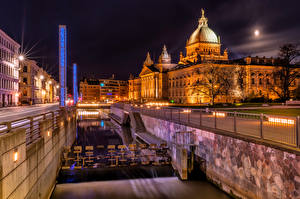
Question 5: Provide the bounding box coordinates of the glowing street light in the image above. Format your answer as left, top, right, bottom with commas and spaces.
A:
18, 55, 25, 61
254, 30, 260, 37
40, 75, 44, 80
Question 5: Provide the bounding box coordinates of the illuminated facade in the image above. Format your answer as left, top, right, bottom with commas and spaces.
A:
0, 29, 20, 107
179, 9, 228, 64
129, 9, 300, 104
128, 75, 141, 101
19, 59, 58, 104
129, 46, 176, 102
80, 76, 128, 102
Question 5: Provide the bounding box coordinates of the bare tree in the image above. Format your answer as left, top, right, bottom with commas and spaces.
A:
270, 43, 300, 101
219, 67, 235, 102
235, 65, 247, 101
191, 63, 235, 105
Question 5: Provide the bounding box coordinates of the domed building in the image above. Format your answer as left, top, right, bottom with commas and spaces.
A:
179, 9, 228, 64
129, 9, 299, 104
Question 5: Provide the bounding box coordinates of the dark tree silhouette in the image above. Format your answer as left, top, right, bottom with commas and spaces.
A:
270, 43, 300, 101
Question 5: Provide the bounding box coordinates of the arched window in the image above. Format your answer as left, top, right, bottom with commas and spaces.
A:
23, 65, 28, 73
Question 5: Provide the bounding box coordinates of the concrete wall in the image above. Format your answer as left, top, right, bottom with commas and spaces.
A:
0, 113, 76, 199
110, 106, 125, 123
139, 114, 300, 199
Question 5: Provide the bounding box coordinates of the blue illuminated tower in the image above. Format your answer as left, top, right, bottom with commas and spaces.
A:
59, 25, 67, 107
73, 63, 78, 104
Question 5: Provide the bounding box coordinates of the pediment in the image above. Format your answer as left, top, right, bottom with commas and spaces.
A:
139, 66, 155, 77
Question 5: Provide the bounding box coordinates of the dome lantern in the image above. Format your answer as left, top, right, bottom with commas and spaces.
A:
198, 8, 208, 27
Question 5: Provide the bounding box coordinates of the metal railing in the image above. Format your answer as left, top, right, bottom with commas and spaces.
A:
0, 111, 61, 145
128, 105, 299, 148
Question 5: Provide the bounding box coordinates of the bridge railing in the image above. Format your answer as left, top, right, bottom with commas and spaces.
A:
131, 105, 299, 148
0, 110, 62, 145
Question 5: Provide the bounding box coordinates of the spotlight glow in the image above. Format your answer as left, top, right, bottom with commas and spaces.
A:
268, 117, 295, 125
213, 112, 226, 117
254, 30, 260, 37
13, 151, 18, 162
18, 55, 24, 61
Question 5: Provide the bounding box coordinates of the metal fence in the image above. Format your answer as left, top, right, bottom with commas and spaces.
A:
129, 105, 299, 148
0, 111, 61, 145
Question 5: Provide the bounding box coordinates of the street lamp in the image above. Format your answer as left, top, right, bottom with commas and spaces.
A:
40, 75, 44, 80
18, 55, 25, 61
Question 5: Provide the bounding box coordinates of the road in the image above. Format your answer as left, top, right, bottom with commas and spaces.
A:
0, 103, 59, 123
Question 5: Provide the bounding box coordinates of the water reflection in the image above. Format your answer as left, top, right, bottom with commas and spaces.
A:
76, 118, 123, 147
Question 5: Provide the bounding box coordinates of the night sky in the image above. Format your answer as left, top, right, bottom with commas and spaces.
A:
1, 0, 300, 84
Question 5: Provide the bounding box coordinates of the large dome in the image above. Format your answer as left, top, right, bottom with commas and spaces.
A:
188, 26, 218, 45
187, 9, 219, 46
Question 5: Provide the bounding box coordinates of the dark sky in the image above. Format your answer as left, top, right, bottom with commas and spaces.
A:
1, 0, 300, 83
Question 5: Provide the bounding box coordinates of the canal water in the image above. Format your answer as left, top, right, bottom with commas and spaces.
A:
51, 109, 231, 199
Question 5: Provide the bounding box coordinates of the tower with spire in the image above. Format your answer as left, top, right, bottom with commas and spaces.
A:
159, 45, 171, 64
143, 52, 154, 66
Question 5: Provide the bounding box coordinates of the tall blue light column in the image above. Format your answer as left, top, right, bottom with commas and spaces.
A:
59, 25, 67, 107
73, 63, 78, 104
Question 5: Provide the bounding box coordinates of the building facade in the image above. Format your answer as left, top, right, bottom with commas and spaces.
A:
0, 29, 20, 107
129, 46, 176, 103
19, 59, 58, 104
129, 9, 299, 104
80, 76, 128, 102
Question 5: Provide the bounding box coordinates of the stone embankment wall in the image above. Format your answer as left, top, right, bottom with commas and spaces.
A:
141, 114, 300, 199
110, 106, 300, 199
0, 112, 76, 199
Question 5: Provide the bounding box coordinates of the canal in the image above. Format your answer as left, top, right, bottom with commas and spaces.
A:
51, 109, 231, 199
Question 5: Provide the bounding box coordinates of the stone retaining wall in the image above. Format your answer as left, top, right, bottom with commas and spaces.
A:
141, 114, 300, 199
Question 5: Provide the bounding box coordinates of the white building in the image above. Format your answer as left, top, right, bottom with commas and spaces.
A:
0, 29, 20, 107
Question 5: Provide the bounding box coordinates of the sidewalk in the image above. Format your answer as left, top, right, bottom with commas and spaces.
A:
0, 102, 59, 111
218, 105, 300, 110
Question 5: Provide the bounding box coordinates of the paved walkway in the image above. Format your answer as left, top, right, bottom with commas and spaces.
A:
0, 103, 59, 123
218, 105, 300, 110
143, 108, 297, 147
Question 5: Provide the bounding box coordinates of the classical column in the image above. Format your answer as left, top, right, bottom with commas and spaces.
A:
155, 76, 158, 98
